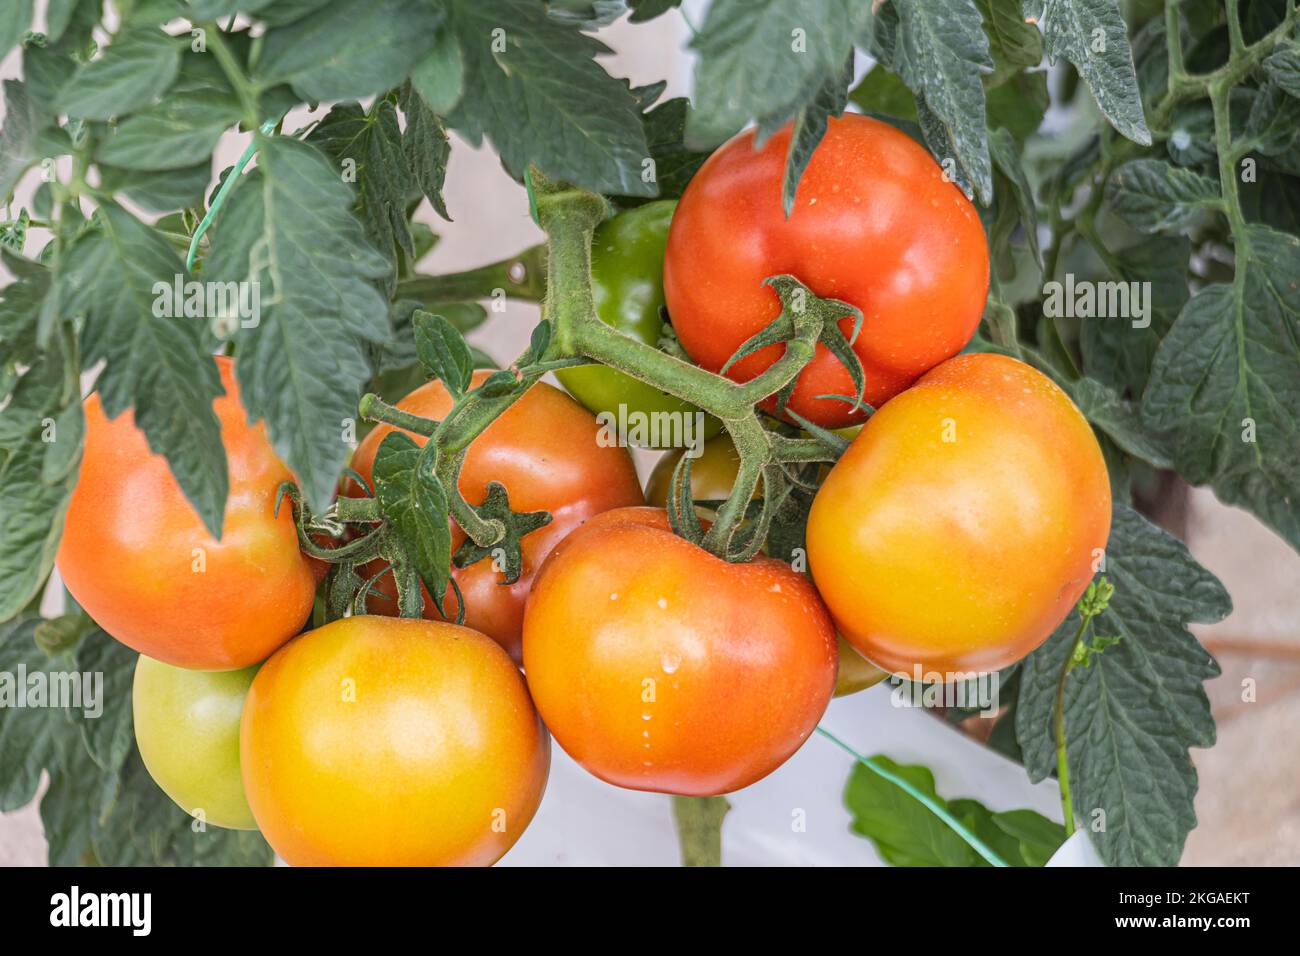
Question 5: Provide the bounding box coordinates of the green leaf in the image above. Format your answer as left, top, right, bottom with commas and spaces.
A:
1263, 39, 1300, 99
59, 204, 229, 537
988, 126, 1041, 265
892, 0, 994, 202
0, 208, 27, 253
1025, 0, 1151, 145
687, 0, 863, 147
0, 247, 46, 362
0, 617, 74, 809
399, 82, 452, 221
1015, 506, 1229, 866
40, 734, 101, 866
44, 0, 85, 42
0, 0, 31, 63
373, 298, 487, 393
946, 798, 1048, 866
616, 96, 708, 205
97, 160, 212, 213
986, 69, 1049, 140
1241, 83, 1300, 157
57, 27, 182, 120
41, 398, 84, 484
1142, 225, 1300, 552
95, 87, 242, 171
446, 0, 653, 197
68, 630, 136, 783
409, 21, 464, 115
843, 757, 981, 866
1106, 158, 1219, 233
991, 809, 1068, 867
782, 57, 852, 215
255, 0, 442, 102
977, 0, 1043, 84
1079, 234, 1190, 398
0, 80, 47, 201
372, 432, 452, 607
630, 0, 680, 23
86, 751, 274, 865
1063, 376, 1171, 469
413, 310, 473, 396
671, 795, 730, 867
0, 366, 78, 623
306, 99, 416, 288
202, 136, 391, 515
848, 65, 919, 121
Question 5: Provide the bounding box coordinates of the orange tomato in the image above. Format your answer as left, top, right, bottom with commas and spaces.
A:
806, 353, 1111, 676
240, 615, 549, 866
663, 113, 989, 427
522, 507, 837, 796
56, 356, 315, 670
348, 372, 644, 662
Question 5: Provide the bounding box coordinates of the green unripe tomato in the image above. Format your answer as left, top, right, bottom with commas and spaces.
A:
133, 655, 259, 830
556, 201, 721, 447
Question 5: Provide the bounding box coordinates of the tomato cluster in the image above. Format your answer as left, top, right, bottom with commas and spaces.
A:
60, 114, 1109, 866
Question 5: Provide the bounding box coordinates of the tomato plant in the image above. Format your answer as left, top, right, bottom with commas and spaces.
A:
0, 0, 1290, 872
241, 616, 549, 867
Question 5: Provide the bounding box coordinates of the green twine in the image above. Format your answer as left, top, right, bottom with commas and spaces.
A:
814, 724, 1010, 867
185, 119, 277, 273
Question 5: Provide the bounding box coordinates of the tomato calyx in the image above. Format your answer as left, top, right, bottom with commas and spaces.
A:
451, 481, 552, 583
719, 274, 871, 420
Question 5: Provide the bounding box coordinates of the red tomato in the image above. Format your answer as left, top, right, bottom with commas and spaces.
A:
522, 507, 837, 795
57, 356, 316, 670
349, 372, 644, 661
806, 353, 1112, 676
663, 113, 990, 427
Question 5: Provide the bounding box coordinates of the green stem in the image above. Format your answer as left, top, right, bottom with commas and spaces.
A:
1054, 613, 1090, 837
395, 244, 548, 305
768, 435, 841, 463
1209, 80, 1248, 240
1164, 1, 1185, 83
1225, 0, 1245, 58
815, 726, 1010, 867
205, 26, 261, 131
436, 447, 505, 546
358, 392, 438, 437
